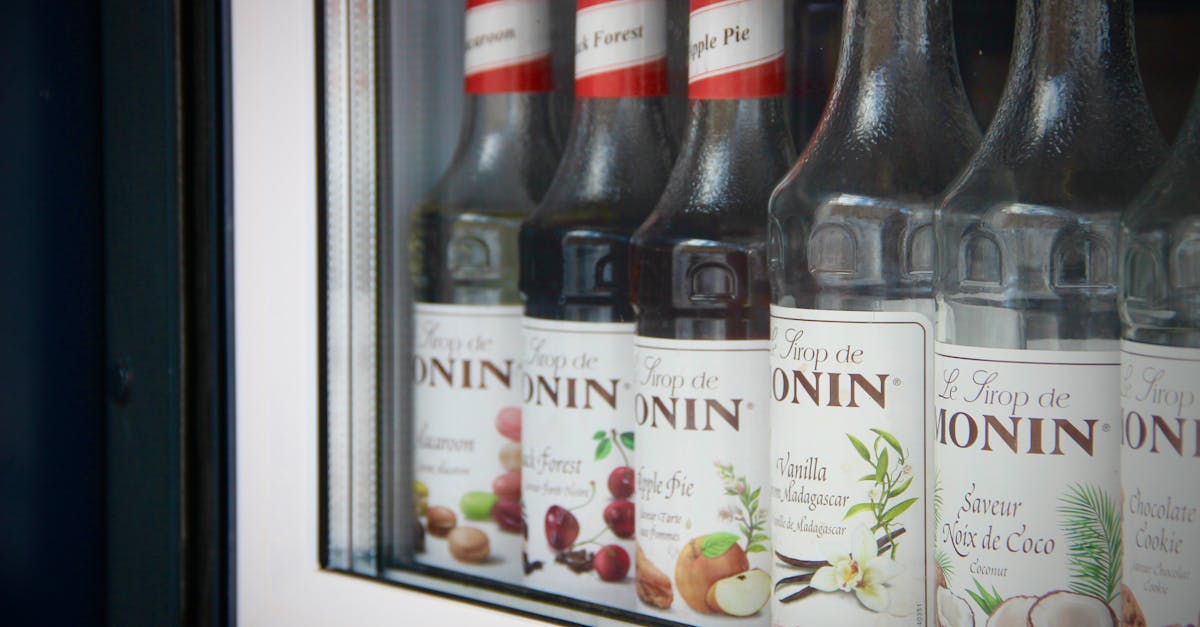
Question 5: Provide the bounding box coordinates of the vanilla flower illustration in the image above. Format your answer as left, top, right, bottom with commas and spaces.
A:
810, 525, 900, 612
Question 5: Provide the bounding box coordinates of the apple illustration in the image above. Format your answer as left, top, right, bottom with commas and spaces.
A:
603, 499, 635, 539
674, 533, 750, 614
705, 568, 770, 616
544, 505, 579, 551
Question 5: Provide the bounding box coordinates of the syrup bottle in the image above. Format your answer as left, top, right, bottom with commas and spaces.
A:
766, 0, 979, 622
409, 0, 559, 584
1119, 80, 1200, 627
933, 0, 1166, 622
518, 0, 674, 608
629, 0, 794, 621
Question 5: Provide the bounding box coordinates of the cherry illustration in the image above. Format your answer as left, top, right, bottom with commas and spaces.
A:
603, 499, 634, 539
593, 544, 630, 582
607, 465, 634, 499
544, 505, 580, 551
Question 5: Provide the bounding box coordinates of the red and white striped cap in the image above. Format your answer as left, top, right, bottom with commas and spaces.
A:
574, 0, 668, 98
687, 0, 785, 99
464, 0, 553, 94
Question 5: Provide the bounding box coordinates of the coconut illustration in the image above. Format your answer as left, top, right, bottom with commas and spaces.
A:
1027, 591, 1117, 626
986, 596, 1037, 627
1119, 584, 1147, 627
936, 586, 975, 627
705, 568, 770, 617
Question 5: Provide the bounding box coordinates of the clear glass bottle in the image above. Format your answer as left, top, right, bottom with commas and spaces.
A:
517, 0, 673, 609
766, 0, 979, 623
933, 0, 1166, 623
1118, 82, 1200, 627
629, 0, 794, 621
408, 0, 559, 585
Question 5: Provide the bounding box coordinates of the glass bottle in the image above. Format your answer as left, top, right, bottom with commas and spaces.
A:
517, 0, 673, 609
767, 0, 979, 623
629, 0, 794, 622
1119, 82, 1200, 627
408, 0, 559, 585
933, 0, 1166, 623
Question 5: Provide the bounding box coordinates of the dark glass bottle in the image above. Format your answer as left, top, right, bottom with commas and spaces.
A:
933, 1, 1166, 622
408, 0, 559, 586
517, 0, 673, 608
629, 0, 794, 622
630, 95, 794, 340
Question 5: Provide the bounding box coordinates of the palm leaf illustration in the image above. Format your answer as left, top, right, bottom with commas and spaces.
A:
1057, 483, 1121, 603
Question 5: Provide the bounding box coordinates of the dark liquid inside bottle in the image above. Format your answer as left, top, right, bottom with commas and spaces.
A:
520, 99, 675, 322
632, 99, 794, 341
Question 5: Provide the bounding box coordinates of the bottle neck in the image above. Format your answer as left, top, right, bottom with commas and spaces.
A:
546, 97, 674, 212
671, 97, 795, 215
448, 91, 558, 179
840, 0, 960, 80
1021, 0, 1136, 78
799, 0, 977, 200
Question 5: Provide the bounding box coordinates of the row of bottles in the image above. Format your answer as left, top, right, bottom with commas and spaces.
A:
408, 0, 1198, 626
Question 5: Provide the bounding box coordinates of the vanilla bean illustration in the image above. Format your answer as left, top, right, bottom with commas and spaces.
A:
775, 527, 908, 570
773, 573, 814, 591
780, 587, 817, 604
774, 552, 826, 569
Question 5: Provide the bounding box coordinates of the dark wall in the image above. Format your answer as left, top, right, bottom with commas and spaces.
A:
0, 1, 106, 626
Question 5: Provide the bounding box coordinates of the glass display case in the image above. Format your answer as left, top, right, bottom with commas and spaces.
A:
234, 0, 1200, 625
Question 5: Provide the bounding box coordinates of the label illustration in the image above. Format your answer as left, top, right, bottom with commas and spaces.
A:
687, 0, 785, 99
1120, 341, 1200, 627
933, 344, 1122, 627
633, 337, 772, 624
521, 318, 637, 608
411, 303, 525, 584
768, 307, 931, 625
575, 0, 668, 97
464, 0, 552, 94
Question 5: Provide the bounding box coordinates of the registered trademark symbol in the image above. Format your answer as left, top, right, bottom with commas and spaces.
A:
623, 383, 631, 390
1102, 423, 1111, 432
746, 402, 755, 410
892, 377, 902, 386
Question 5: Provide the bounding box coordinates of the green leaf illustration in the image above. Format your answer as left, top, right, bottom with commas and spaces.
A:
890, 476, 913, 498
700, 532, 740, 558
745, 545, 767, 553
847, 434, 872, 463
844, 502, 876, 520
966, 579, 1005, 616
875, 448, 888, 483
593, 430, 607, 441
878, 497, 917, 526
751, 534, 769, 544
595, 438, 612, 461
870, 428, 904, 455
619, 431, 635, 450
1058, 483, 1122, 603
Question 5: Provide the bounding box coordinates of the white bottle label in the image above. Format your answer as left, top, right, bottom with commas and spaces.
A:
521, 318, 637, 608
411, 303, 525, 584
768, 307, 931, 625
575, 0, 668, 97
1120, 341, 1200, 627
632, 337, 772, 623
933, 344, 1122, 625
464, 0, 552, 93
687, 0, 785, 98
